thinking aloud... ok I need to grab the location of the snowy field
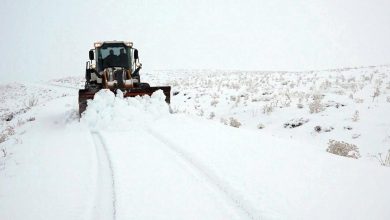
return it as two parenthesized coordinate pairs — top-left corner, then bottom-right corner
(1, 65), (390, 220)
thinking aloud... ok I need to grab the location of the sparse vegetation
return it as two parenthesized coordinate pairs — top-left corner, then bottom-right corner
(1, 147), (6, 158)
(326, 140), (361, 159)
(375, 150), (390, 167)
(352, 110), (359, 122)
(314, 125), (334, 133)
(257, 123), (265, 129)
(0, 126), (15, 144)
(229, 117), (241, 128)
(284, 118), (309, 128)
(25, 95), (39, 108)
(0, 134), (6, 144)
(372, 86), (380, 102)
(262, 103), (274, 115)
(309, 98), (324, 113)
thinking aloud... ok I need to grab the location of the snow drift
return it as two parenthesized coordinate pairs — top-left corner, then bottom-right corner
(81, 89), (170, 131)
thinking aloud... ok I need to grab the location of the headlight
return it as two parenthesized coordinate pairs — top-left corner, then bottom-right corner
(94, 42), (102, 48)
(125, 42), (133, 47)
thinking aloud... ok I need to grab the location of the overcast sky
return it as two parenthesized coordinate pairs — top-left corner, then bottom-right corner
(1, 0), (390, 82)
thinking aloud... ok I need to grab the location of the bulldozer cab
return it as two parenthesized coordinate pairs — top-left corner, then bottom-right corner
(86, 41), (142, 86)
(94, 42), (137, 73)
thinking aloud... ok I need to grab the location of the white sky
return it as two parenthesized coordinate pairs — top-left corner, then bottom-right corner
(1, 0), (390, 82)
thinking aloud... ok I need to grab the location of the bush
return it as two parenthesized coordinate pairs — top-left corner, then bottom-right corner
(376, 150), (390, 167)
(210, 99), (219, 107)
(25, 95), (39, 108)
(4, 114), (13, 121)
(352, 110), (359, 122)
(257, 123), (265, 129)
(309, 99), (324, 113)
(326, 140), (361, 159)
(372, 86), (380, 102)
(284, 118), (309, 128)
(0, 126), (15, 144)
(229, 117), (241, 128)
(0, 134), (6, 144)
(262, 103), (274, 115)
(314, 125), (334, 133)
(314, 126), (322, 132)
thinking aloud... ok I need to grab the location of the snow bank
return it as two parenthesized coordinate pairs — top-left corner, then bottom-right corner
(81, 89), (170, 131)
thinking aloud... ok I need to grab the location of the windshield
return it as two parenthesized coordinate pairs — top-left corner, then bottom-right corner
(96, 43), (131, 70)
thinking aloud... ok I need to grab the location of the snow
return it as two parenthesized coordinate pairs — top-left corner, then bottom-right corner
(143, 66), (390, 156)
(81, 89), (170, 131)
(1, 66), (390, 219)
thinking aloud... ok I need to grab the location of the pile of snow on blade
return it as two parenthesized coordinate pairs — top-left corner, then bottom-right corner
(81, 89), (169, 130)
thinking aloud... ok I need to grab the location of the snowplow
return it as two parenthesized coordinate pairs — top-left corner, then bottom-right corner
(78, 41), (171, 115)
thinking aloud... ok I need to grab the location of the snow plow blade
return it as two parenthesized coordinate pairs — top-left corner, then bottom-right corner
(78, 86), (171, 116)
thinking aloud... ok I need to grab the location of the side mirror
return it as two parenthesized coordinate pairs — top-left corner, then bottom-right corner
(89, 50), (94, 60)
(134, 49), (139, 60)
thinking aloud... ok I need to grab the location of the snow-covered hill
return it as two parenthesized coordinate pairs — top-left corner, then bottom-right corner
(1, 66), (390, 220)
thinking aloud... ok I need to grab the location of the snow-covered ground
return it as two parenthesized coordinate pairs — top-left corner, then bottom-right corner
(1, 66), (390, 220)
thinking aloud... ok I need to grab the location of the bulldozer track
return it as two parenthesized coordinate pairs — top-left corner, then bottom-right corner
(147, 127), (261, 220)
(91, 132), (117, 220)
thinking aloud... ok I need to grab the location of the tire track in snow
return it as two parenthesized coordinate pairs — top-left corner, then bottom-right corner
(91, 132), (117, 220)
(147, 127), (261, 220)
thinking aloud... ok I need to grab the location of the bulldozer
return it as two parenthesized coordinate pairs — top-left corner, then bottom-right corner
(78, 41), (171, 115)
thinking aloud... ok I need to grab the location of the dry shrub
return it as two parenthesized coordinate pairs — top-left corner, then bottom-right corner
(309, 99), (324, 113)
(210, 99), (219, 107)
(375, 150), (390, 167)
(0, 134), (6, 144)
(1, 148), (6, 157)
(5, 126), (15, 136)
(354, 98), (364, 103)
(257, 123), (265, 129)
(0, 126), (15, 144)
(326, 140), (361, 159)
(314, 125), (334, 133)
(229, 117), (241, 128)
(262, 103), (274, 115)
(334, 90), (346, 95)
(352, 110), (359, 122)
(25, 95), (39, 108)
(284, 118), (309, 128)
(372, 86), (380, 102)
